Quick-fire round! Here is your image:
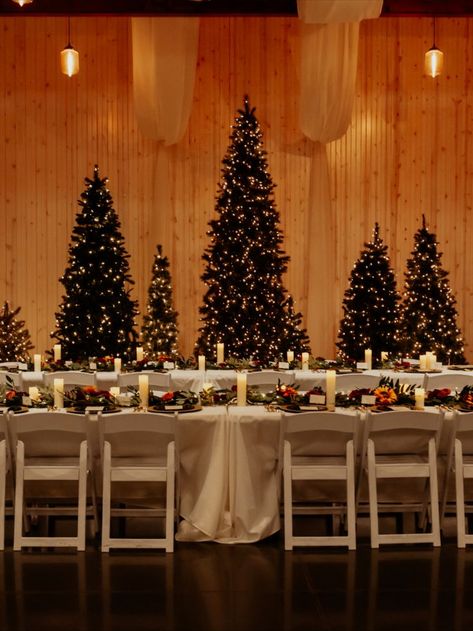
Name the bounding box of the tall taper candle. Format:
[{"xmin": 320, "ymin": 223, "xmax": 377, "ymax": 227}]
[
  {"xmin": 364, "ymin": 349, "xmax": 372, "ymax": 370},
  {"xmin": 54, "ymin": 378, "xmax": 64, "ymax": 409},
  {"xmin": 114, "ymin": 358, "xmax": 122, "ymax": 373},
  {"xmin": 217, "ymin": 343, "xmax": 224, "ymax": 365},
  {"xmin": 136, "ymin": 347, "xmax": 144, "ymax": 362},
  {"xmin": 198, "ymin": 355, "xmax": 206, "ymax": 371},
  {"xmin": 326, "ymin": 370, "xmax": 336, "ymax": 411},
  {"xmin": 287, "ymin": 350, "xmax": 294, "ymax": 364},
  {"xmin": 53, "ymin": 344, "xmax": 61, "ymax": 362},
  {"xmin": 237, "ymin": 373, "xmax": 247, "ymax": 406},
  {"xmin": 138, "ymin": 374, "xmax": 149, "ymax": 409},
  {"xmin": 33, "ymin": 354, "xmax": 42, "ymax": 372}
]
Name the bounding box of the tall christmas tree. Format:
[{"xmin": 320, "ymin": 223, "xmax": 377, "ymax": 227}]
[
  {"xmin": 195, "ymin": 97, "xmax": 310, "ymax": 362},
  {"xmin": 0, "ymin": 302, "xmax": 33, "ymax": 361},
  {"xmin": 141, "ymin": 245, "xmax": 179, "ymax": 356},
  {"xmin": 337, "ymin": 223, "xmax": 402, "ymax": 363},
  {"xmin": 401, "ymin": 216, "xmax": 465, "ymax": 363},
  {"xmin": 53, "ymin": 166, "xmax": 138, "ymax": 360}
]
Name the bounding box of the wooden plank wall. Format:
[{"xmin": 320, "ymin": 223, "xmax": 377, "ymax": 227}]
[{"xmin": 0, "ymin": 16, "xmax": 472, "ymax": 359}]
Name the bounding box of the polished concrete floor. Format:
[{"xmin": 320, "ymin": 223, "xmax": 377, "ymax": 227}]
[{"xmin": 2, "ymin": 530, "xmax": 473, "ymax": 631}]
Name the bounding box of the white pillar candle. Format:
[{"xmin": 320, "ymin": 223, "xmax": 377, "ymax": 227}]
[
  {"xmin": 237, "ymin": 373, "xmax": 247, "ymax": 406},
  {"xmin": 415, "ymin": 387, "xmax": 425, "ymax": 410},
  {"xmin": 217, "ymin": 343, "xmax": 225, "ymax": 365},
  {"xmin": 198, "ymin": 355, "xmax": 206, "ymax": 371},
  {"xmin": 114, "ymin": 358, "xmax": 122, "ymax": 373},
  {"xmin": 33, "ymin": 354, "xmax": 42, "ymax": 372},
  {"xmin": 326, "ymin": 370, "xmax": 336, "ymax": 412},
  {"xmin": 426, "ymin": 351, "xmax": 433, "ymax": 370},
  {"xmin": 53, "ymin": 344, "xmax": 61, "ymax": 362},
  {"xmin": 419, "ymin": 354, "xmax": 427, "ymax": 371},
  {"xmin": 364, "ymin": 349, "xmax": 372, "ymax": 370},
  {"xmin": 287, "ymin": 350, "xmax": 294, "ymax": 363},
  {"xmin": 381, "ymin": 351, "xmax": 388, "ymax": 362},
  {"xmin": 28, "ymin": 386, "xmax": 40, "ymax": 402},
  {"xmin": 110, "ymin": 387, "xmax": 120, "ymax": 398},
  {"xmin": 431, "ymin": 353, "xmax": 437, "ymax": 369},
  {"xmin": 54, "ymin": 378, "xmax": 64, "ymax": 409},
  {"xmin": 138, "ymin": 374, "xmax": 149, "ymax": 408},
  {"xmin": 301, "ymin": 352, "xmax": 309, "ymax": 371},
  {"xmin": 136, "ymin": 347, "xmax": 144, "ymax": 362}
]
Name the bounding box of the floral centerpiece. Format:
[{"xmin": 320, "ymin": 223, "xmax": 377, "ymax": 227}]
[
  {"xmin": 64, "ymin": 386, "xmax": 117, "ymax": 410},
  {"xmin": 457, "ymin": 386, "xmax": 473, "ymax": 410},
  {"xmin": 426, "ymin": 388, "xmax": 456, "ymax": 407},
  {"xmin": 150, "ymin": 390, "xmax": 199, "ymax": 411},
  {"xmin": 43, "ymin": 358, "xmax": 87, "ymax": 372},
  {"xmin": 199, "ymin": 385, "xmax": 235, "ymax": 406}
]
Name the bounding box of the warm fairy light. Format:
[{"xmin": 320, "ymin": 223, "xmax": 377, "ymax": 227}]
[{"xmin": 60, "ymin": 45, "xmax": 79, "ymax": 77}]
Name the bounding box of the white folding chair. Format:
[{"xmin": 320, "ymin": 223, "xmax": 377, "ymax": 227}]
[
  {"xmin": 246, "ymin": 370, "xmax": 295, "ymax": 392},
  {"xmin": 425, "ymin": 372, "xmax": 473, "ymax": 394},
  {"xmin": 99, "ymin": 411, "xmax": 177, "ymax": 552},
  {"xmin": 43, "ymin": 371, "xmax": 96, "ymax": 392},
  {"xmin": 0, "ymin": 411, "xmax": 12, "ymax": 550},
  {"xmin": 9, "ymin": 411, "xmax": 94, "ymax": 551},
  {"xmin": 282, "ymin": 411, "xmax": 360, "ymax": 550},
  {"xmin": 451, "ymin": 411, "xmax": 473, "ymax": 547},
  {"xmin": 335, "ymin": 373, "xmax": 379, "ymax": 392},
  {"xmin": 362, "ymin": 409, "xmax": 443, "ymax": 548},
  {"xmin": 117, "ymin": 371, "xmax": 171, "ymax": 393}
]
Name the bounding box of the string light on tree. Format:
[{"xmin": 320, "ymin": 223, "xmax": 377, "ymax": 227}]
[
  {"xmin": 401, "ymin": 215, "xmax": 465, "ymax": 364},
  {"xmin": 0, "ymin": 301, "xmax": 33, "ymax": 361},
  {"xmin": 337, "ymin": 223, "xmax": 402, "ymax": 364},
  {"xmin": 141, "ymin": 244, "xmax": 179, "ymax": 356},
  {"xmin": 52, "ymin": 165, "xmax": 138, "ymax": 360},
  {"xmin": 195, "ymin": 96, "xmax": 310, "ymax": 362}
]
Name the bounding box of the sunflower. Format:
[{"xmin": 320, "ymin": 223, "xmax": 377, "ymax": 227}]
[{"xmin": 374, "ymin": 386, "xmax": 397, "ymax": 406}]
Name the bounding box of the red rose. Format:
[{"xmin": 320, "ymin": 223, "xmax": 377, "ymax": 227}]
[
  {"xmin": 5, "ymin": 390, "xmax": 16, "ymax": 401},
  {"xmin": 161, "ymin": 391, "xmax": 174, "ymax": 402}
]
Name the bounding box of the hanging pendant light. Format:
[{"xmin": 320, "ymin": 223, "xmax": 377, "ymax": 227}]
[
  {"xmin": 60, "ymin": 18, "xmax": 79, "ymax": 77},
  {"xmin": 425, "ymin": 18, "xmax": 444, "ymax": 78},
  {"xmin": 12, "ymin": 0, "xmax": 33, "ymax": 6}
]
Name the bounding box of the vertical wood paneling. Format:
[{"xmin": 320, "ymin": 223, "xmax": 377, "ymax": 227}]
[{"xmin": 1, "ymin": 16, "xmax": 473, "ymax": 359}]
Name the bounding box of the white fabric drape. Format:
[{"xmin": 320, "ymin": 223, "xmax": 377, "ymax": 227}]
[
  {"xmin": 132, "ymin": 18, "xmax": 199, "ymax": 247},
  {"xmin": 297, "ymin": 2, "xmax": 382, "ymax": 358},
  {"xmin": 297, "ymin": 0, "xmax": 382, "ymax": 24},
  {"xmin": 131, "ymin": 18, "xmax": 199, "ymax": 145}
]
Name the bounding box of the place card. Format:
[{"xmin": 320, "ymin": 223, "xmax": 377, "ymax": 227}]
[
  {"xmin": 163, "ymin": 361, "xmax": 175, "ymax": 370},
  {"xmin": 18, "ymin": 363, "xmax": 28, "ymax": 371},
  {"xmin": 361, "ymin": 395, "xmax": 377, "ymax": 405},
  {"xmin": 65, "ymin": 361, "xmax": 73, "ymax": 367},
  {"xmin": 356, "ymin": 362, "xmax": 368, "ymax": 370},
  {"xmin": 164, "ymin": 405, "xmax": 183, "ymax": 410},
  {"xmin": 22, "ymin": 396, "xmax": 32, "ymax": 407},
  {"xmin": 85, "ymin": 406, "xmax": 104, "ymax": 412},
  {"xmin": 278, "ymin": 362, "xmax": 290, "ymax": 370},
  {"xmin": 310, "ymin": 394, "xmax": 326, "ymax": 405},
  {"xmin": 89, "ymin": 362, "xmax": 97, "ymax": 370}
]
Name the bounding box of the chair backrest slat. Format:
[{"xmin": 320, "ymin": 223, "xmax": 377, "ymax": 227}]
[
  {"xmin": 283, "ymin": 411, "xmax": 360, "ymax": 457},
  {"xmin": 365, "ymin": 410, "xmax": 443, "ymax": 455}
]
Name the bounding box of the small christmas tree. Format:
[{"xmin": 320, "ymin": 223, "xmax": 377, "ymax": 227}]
[
  {"xmin": 53, "ymin": 165, "xmax": 139, "ymax": 360},
  {"xmin": 141, "ymin": 245, "xmax": 179, "ymax": 356},
  {"xmin": 195, "ymin": 97, "xmax": 310, "ymax": 362},
  {"xmin": 401, "ymin": 216, "xmax": 466, "ymax": 363},
  {"xmin": 337, "ymin": 223, "xmax": 402, "ymax": 363},
  {"xmin": 0, "ymin": 302, "xmax": 33, "ymax": 361}
]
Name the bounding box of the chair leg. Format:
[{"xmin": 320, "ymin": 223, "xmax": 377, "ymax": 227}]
[
  {"xmin": 429, "ymin": 439, "xmax": 441, "ymax": 547},
  {"xmin": 0, "ymin": 442, "xmax": 5, "ymax": 551},
  {"xmin": 283, "ymin": 441, "xmax": 293, "ymax": 551},
  {"xmin": 346, "ymin": 441, "xmax": 356, "ymax": 550},
  {"xmin": 367, "ymin": 440, "xmax": 379, "ymax": 549},
  {"xmin": 13, "ymin": 442, "xmax": 25, "ymax": 551},
  {"xmin": 455, "ymin": 440, "xmax": 466, "ymax": 549},
  {"xmin": 101, "ymin": 442, "xmax": 112, "ymax": 553},
  {"xmin": 77, "ymin": 441, "xmax": 87, "ymax": 552},
  {"xmin": 165, "ymin": 442, "xmax": 175, "ymax": 553}
]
